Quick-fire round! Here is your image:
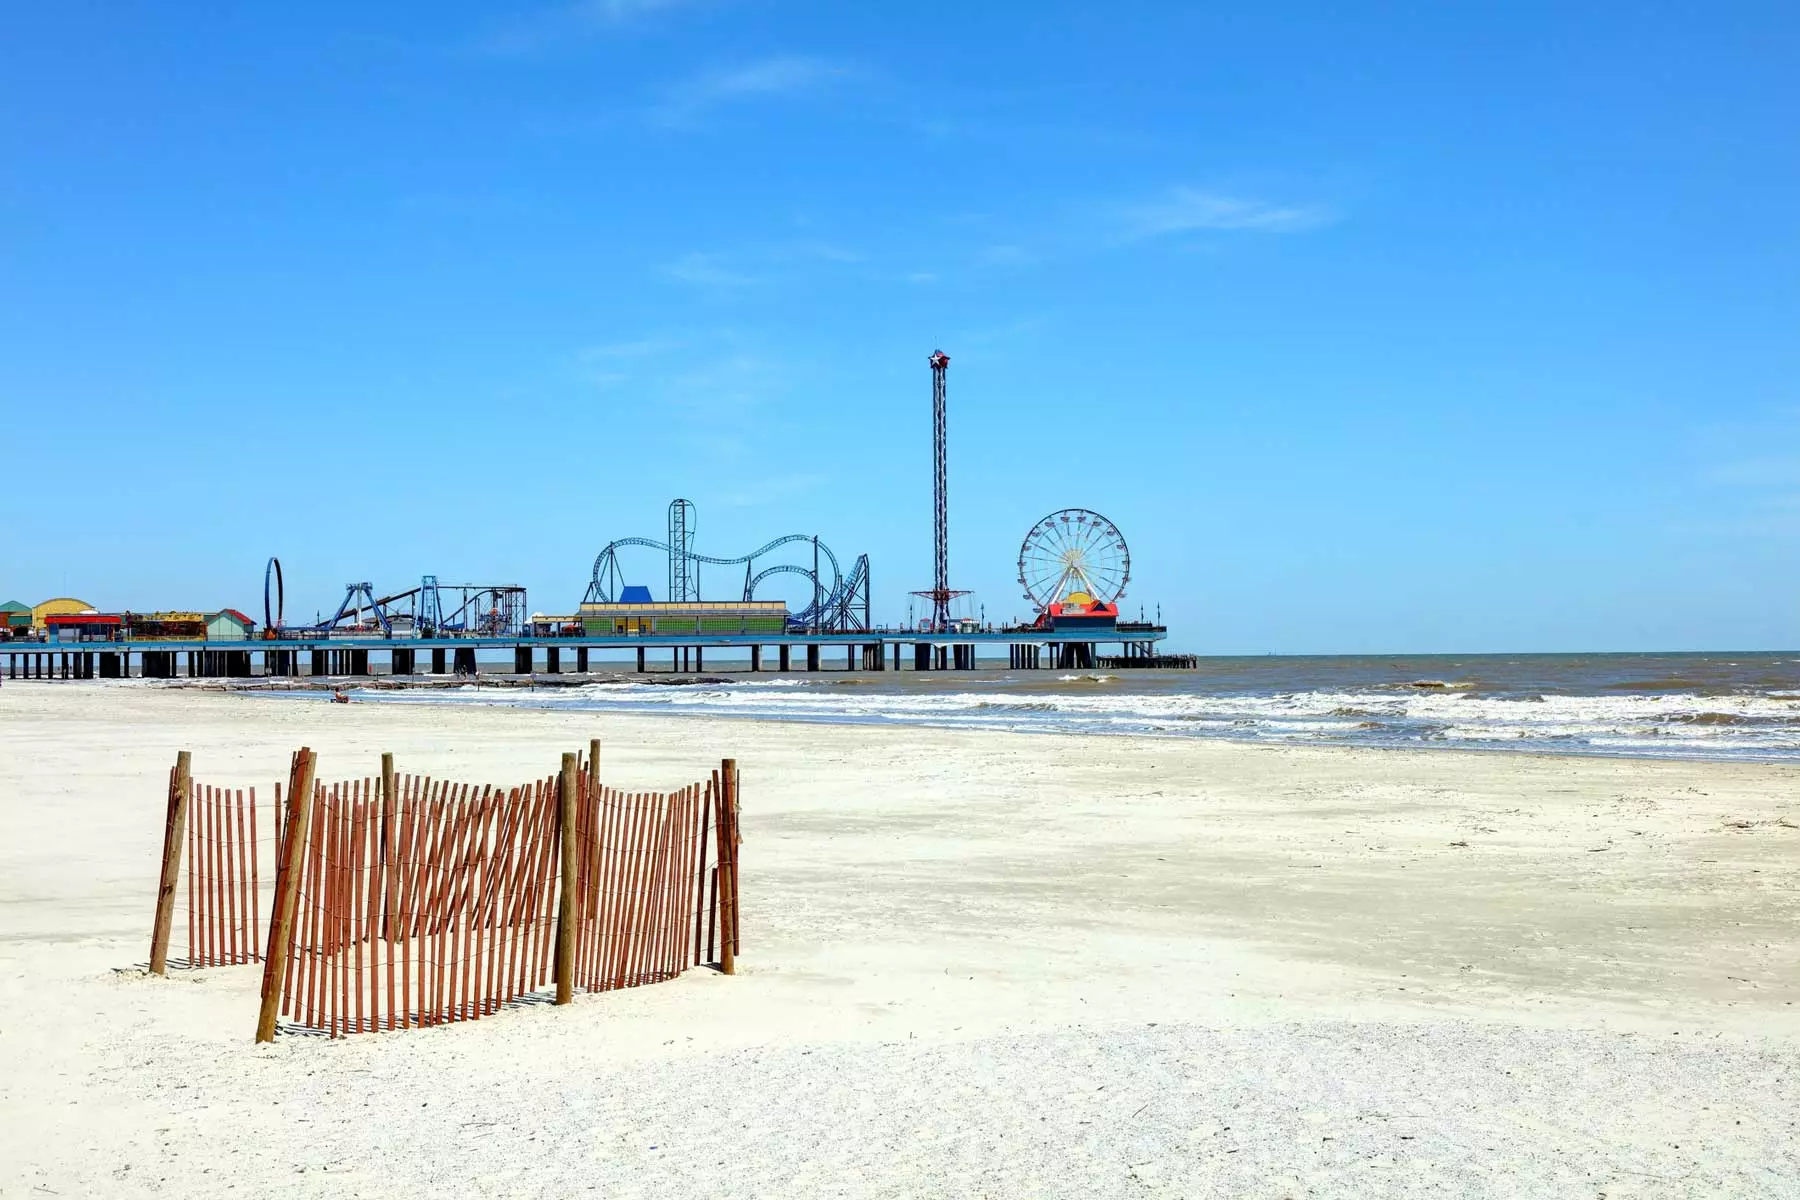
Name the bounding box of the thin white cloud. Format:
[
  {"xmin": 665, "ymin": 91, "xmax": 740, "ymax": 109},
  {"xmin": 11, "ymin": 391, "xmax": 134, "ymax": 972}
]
[
  {"xmin": 655, "ymin": 240, "xmax": 863, "ymax": 291},
  {"xmin": 1704, "ymin": 455, "xmax": 1800, "ymax": 488},
  {"xmin": 663, "ymin": 354, "xmax": 784, "ymax": 420},
  {"xmin": 1121, "ymin": 187, "xmax": 1336, "ymax": 238},
  {"xmin": 976, "ymin": 243, "xmax": 1035, "ymax": 268},
  {"xmin": 718, "ymin": 472, "xmax": 828, "ymax": 508},
  {"xmin": 579, "ymin": 336, "xmax": 684, "ymax": 359},
  {"xmin": 784, "ymin": 239, "xmax": 862, "ymax": 264},
  {"xmin": 653, "ymin": 56, "xmax": 853, "ymax": 123},
  {"xmin": 473, "ymin": 0, "xmax": 694, "ymax": 56},
  {"xmin": 580, "ymin": 0, "xmax": 690, "ymax": 19},
  {"xmin": 658, "ymin": 252, "xmax": 760, "ymax": 288}
]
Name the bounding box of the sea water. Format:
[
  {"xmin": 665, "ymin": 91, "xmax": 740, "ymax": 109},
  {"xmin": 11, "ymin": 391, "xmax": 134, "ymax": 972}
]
[{"xmin": 282, "ymin": 651, "xmax": 1800, "ymax": 763}]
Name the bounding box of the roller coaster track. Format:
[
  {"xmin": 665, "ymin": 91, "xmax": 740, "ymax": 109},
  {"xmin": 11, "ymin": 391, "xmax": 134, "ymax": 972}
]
[{"xmin": 586, "ymin": 533, "xmax": 856, "ymax": 628}]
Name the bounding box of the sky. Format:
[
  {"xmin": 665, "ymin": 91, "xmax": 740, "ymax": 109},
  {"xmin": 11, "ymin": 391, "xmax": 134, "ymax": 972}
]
[{"xmin": 2, "ymin": 1, "xmax": 1797, "ymax": 653}]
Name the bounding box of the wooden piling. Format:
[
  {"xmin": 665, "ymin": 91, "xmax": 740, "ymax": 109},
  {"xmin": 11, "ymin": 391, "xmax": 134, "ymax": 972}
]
[
  {"xmin": 718, "ymin": 758, "xmax": 738, "ymax": 975},
  {"xmin": 554, "ymin": 752, "xmax": 578, "ymax": 1005},
  {"xmin": 257, "ymin": 747, "xmax": 316, "ymax": 1043},
  {"xmin": 149, "ymin": 751, "xmax": 192, "ymax": 976}
]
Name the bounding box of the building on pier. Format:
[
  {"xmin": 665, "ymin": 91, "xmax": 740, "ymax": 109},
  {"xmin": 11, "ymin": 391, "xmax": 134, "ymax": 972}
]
[
  {"xmin": 31, "ymin": 597, "xmax": 95, "ymax": 632},
  {"xmin": 205, "ymin": 609, "xmax": 257, "ymax": 641},
  {"xmin": 124, "ymin": 611, "xmax": 208, "ymax": 641},
  {"xmin": 0, "ymin": 601, "xmax": 29, "ymax": 636},
  {"xmin": 1035, "ymin": 594, "xmax": 1119, "ymax": 631},
  {"xmin": 577, "ymin": 599, "xmax": 790, "ymax": 636},
  {"xmin": 46, "ymin": 612, "xmax": 122, "ymax": 642}
]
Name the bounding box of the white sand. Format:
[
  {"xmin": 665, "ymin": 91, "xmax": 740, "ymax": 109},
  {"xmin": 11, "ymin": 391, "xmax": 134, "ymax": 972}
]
[{"xmin": 2, "ymin": 682, "xmax": 1798, "ymax": 1196}]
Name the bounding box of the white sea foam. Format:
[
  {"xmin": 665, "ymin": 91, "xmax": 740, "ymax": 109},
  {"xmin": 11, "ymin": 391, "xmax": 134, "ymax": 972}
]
[{"xmin": 321, "ymin": 677, "xmax": 1800, "ymax": 763}]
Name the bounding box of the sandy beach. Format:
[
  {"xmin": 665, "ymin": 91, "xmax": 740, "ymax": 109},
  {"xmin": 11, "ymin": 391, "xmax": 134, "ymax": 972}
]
[{"xmin": 3, "ymin": 681, "xmax": 1798, "ymax": 1197}]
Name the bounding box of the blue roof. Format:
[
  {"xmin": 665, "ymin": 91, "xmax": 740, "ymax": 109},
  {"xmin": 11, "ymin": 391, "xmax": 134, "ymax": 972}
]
[{"xmin": 619, "ymin": 585, "xmax": 654, "ymax": 603}]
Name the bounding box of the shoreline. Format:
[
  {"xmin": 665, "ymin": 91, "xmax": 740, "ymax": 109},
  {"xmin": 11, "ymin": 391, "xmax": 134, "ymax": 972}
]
[{"xmin": 10, "ymin": 672, "xmax": 1800, "ymax": 767}]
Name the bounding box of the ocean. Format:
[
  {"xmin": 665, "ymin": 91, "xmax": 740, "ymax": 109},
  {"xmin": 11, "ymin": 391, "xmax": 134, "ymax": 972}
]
[{"xmin": 290, "ymin": 651, "xmax": 1800, "ymax": 764}]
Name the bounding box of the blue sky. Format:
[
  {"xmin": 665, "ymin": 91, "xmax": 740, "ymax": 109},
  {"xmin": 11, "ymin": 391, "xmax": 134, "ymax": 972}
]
[{"xmin": 2, "ymin": 1, "xmax": 1797, "ymax": 652}]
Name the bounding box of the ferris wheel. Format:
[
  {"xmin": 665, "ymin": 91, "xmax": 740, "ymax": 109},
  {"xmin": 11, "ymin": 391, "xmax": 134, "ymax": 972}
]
[{"xmin": 1017, "ymin": 508, "xmax": 1131, "ymax": 611}]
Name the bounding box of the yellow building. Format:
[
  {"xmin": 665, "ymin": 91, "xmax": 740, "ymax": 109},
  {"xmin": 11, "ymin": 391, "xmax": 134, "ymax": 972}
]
[
  {"xmin": 578, "ymin": 600, "xmax": 789, "ymax": 635},
  {"xmin": 31, "ymin": 597, "xmax": 95, "ymax": 632}
]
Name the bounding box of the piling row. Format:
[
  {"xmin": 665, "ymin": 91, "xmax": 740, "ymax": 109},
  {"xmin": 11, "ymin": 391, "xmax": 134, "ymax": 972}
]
[{"xmin": 6, "ymin": 634, "xmax": 1189, "ymax": 685}]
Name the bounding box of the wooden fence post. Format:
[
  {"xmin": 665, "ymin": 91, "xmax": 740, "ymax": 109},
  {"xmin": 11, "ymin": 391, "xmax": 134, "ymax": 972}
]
[
  {"xmin": 149, "ymin": 750, "xmax": 192, "ymax": 975},
  {"xmin": 379, "ymin": 752, "xmax": 395, "ymax": 933},
  {"xmin": 554, "ymin": 751, "xmax": 578, "ymax": 1005},
  {"xmin": 718, "ymin": 757, "xmax": 737, "ymax": 976},
  {"xmin": 587, "ymin": 738, "xmax": 600, "ymax": 795},
  {"xmin": 257, "ymin": 747, "xmax": 317, "ymax": 1043}
]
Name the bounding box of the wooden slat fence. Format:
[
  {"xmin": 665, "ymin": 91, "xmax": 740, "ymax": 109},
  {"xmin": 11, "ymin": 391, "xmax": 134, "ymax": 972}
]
[
  {"xmin": 263, "ymin": 749, "xmax": 741, "ymax": 1038},
  {"xmin": 564, "ymin": 774, "xmax": 716, "ymax": 996},
  {"xmin": 274, "ymin": 772, "xmax": 565, "ymax": 1035},
  {"xmin": 182, "ymin": 776, "xmax": 267, "ymax": 968},
  {"xmin": 148, "ymin": 744, "xmax": 742, "ymax": 1040}
]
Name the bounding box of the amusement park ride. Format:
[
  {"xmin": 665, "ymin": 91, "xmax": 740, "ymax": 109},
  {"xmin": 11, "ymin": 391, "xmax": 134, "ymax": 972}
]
[
  {"xmin": 261, "ymin": 558, "xmax": 528, "ymax": 639},
  {"xmin": 900, "ymin": 350, "xmax": 1134, "ymax": 634},
  {"xmin": 1016, "ymin": 508, "xmax": 1131, "ymax": 631},
  {"xmin": 583, "ymin": 498, "xmax": 872, "ymax": 633},
  {"xmin": 909, "ymin": 349, "xmax": 970, "ymax": 633},
  {"xmin": 4, "ymin": 344, "xmax": 1183, "ymax": 687},
  {"xmin": 249, "ymin": 346, "xmax": 1143, "ymax": 647}
]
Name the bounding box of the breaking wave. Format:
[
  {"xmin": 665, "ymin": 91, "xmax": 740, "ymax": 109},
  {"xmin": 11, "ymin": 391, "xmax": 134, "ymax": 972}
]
[{"xmin": 287, "ymin": 671, "xmax": 1800, "ymax": 763}]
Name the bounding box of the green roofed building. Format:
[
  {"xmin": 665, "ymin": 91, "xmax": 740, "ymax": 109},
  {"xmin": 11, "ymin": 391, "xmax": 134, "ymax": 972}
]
[{"xmin": 0, "ymin": 601, "xmax": 31, "ymax": 633}]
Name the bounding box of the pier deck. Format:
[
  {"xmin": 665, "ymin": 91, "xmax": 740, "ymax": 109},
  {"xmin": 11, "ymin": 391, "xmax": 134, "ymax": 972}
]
[{"xmin": 2, "ymin": 627, "xmax": 1176, "ymax": 681}]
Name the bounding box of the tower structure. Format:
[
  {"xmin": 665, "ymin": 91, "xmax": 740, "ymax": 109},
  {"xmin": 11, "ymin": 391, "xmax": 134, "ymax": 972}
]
[
  {"xmin": 418, "ymin": 575, "xmax": 442, "ymax": 637},
  {"xmin": 912, "ymin": 349, "xmax": 969, "ymax": 631},
  {"xmin": 667, "ymin": 498, "xmax": 697, "ymax": 602}
]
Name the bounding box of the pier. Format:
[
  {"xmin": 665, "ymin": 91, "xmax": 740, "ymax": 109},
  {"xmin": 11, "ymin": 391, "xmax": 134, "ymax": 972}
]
[{"xmin": 2, "ymin": 626, "xmax": 1173, "ymax": 682}]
